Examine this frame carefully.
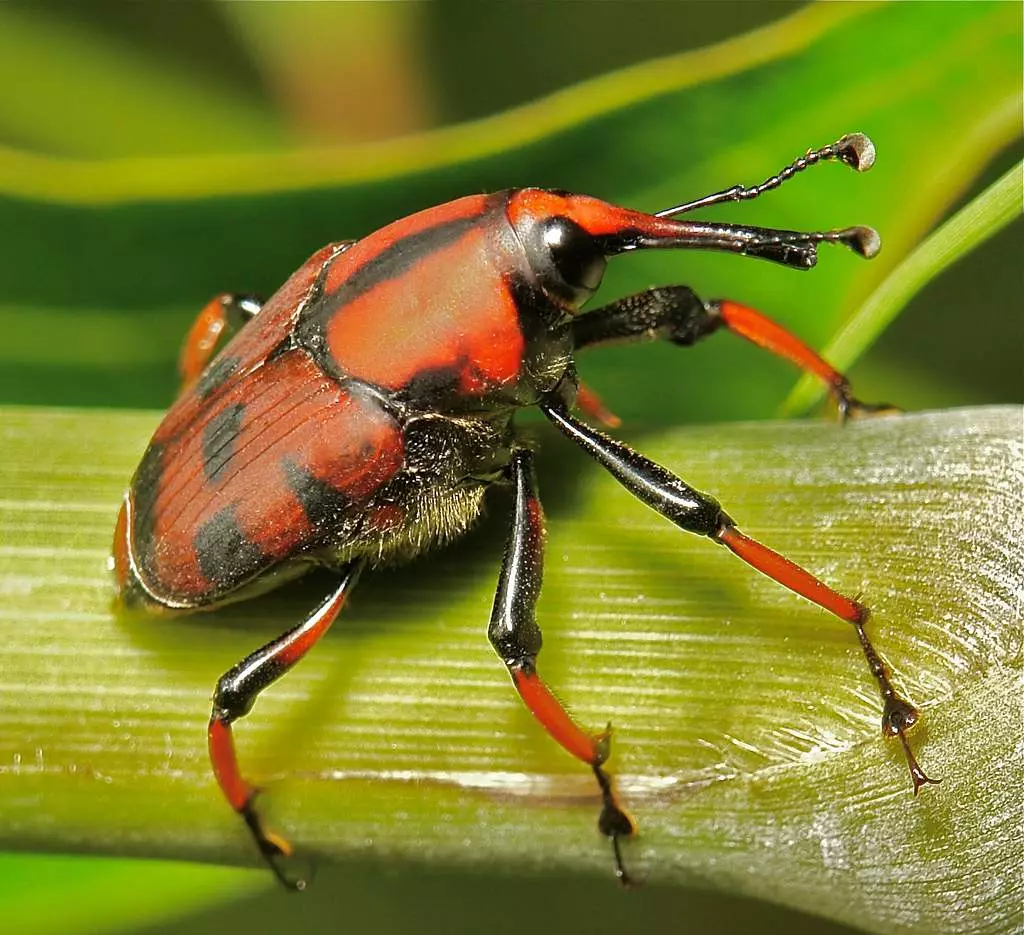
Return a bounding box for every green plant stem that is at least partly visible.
[0,405,1020,934]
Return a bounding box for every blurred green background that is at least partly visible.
[0,2,1019,934]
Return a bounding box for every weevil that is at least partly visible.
[113,133,938,889]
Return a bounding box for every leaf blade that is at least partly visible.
[0,405,1019,934]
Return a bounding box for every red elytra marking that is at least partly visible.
[112,498,131,591]
[146,358,326,597]
[718,526,864,623]
[145,350,405,598]
[208,718,254,811]
[716,300,845,389]
[157,243,348,446]
[512,668,601,765]
[235,387,404,560]
[145,351,404,600]
[324,193,491,296]
[326,227,524,392]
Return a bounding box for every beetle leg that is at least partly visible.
[541,402,940,794]
[575,381,621,429]
[488,449,638,886]
[571,286,896,422]
[179,293,263,391]
[208,560,365,889]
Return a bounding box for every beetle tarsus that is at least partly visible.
[593,764,640,888]
[836,389,902,423]
[894,729,942,795]
[241,799,307,891]
[854,622,940,793]
[881,694,941,795]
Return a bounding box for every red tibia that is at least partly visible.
[576,381,622,429]
[715,300,847,391]
[208,717,254,812]
[718,526,865,624]
[512,668,604,766]
[179,296,229,389]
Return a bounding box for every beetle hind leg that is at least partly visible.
[489,450,639,885]
[207,561,365,889]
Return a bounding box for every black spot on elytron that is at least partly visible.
[202,402,245,482]
[194,503,266,589]
[281,458,354,540]
[194,355,241,400]
[130,439,165,560]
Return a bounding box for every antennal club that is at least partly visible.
[656,132,877,218]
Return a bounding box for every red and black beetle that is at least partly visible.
[113,133,938,889]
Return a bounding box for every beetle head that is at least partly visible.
[506,133,880,313]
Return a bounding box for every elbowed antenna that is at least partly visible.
[593,133,881,271]
[655,133,877,218]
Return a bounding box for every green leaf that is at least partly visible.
[0,405,1020,935]
[0,7,285,158]
[783,159,1024,416]
[0,2,1019,415]
[0,853,262,935]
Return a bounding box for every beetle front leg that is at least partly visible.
[541,401,939,794]
[572,285,895,421]
[488,449,638,885]
[208,560,364,889]
[179,293,264,391]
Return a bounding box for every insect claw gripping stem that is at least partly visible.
[854,621,941,794]
[240,794,310,891]
[835,385,902,424]
[593,761,641,888]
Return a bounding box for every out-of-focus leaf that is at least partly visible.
[220,4,436,142]
[0,853,262,935]
[0,3,1019,416]
[0,7,284,158]
[784,159,1024,415]
[0,405,1020,935]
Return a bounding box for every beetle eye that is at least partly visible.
[543,217,607,301]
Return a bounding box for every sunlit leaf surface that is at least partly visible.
[0,406,1020,934]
